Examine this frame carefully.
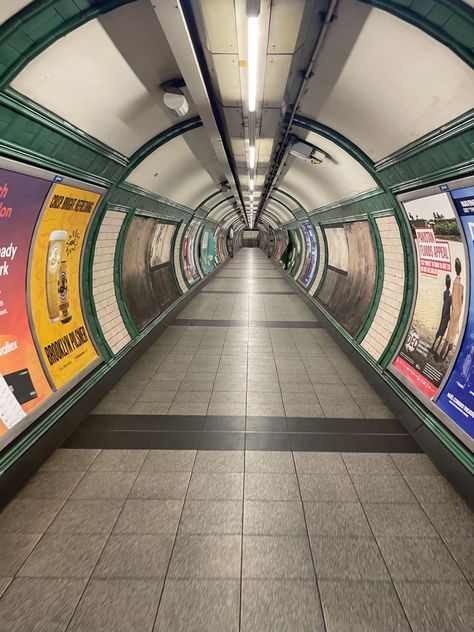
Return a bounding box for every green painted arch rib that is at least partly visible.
[272,188,309,216]
[195,190,222,211]
[360,0,474,68]
[0,0,138,90]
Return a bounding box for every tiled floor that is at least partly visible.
[0,249,473,631]
[0,448,473,631]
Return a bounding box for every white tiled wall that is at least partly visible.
[309,225,326,296]
[361,215,405,360]
[173,223,188,294]
[92,210,131,354]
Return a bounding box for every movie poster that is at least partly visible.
[182,219,201,285]
[0,167,53,433]
[437,186,474,441]
[392,192,468,398]
[29,183,101,389]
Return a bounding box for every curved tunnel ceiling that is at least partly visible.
[0,0,472,228]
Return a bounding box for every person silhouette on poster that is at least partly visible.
[432,274,451,357]
[440,258,464,360]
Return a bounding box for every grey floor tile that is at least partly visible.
[89,450,148,472]
[245,451,295,473]
[40,449,100,472]
[18,533,106,578]
[113,500,183,535]
[0,533,41,576]
[173,390,212,404]
[136,389,177,403]
[187,473,243,500]
[342,453,399,476]
[241,579,324,632]
[93,534,174,579]
[130,472,190,500]
[128,402,171,414]
[310,536,389,580]
[422,501,474,538]
[193,450,244,473]
[155,578,240,632]
[247,402,285,416]
[390,453,439,476]
[245,473,299,500]
[319,580,411,632]
[395,581,474,632]
[168,535,241,578]
[0,499,63,534]
[67,578,162,632]
[443,537,474,582]
[0,577,86,632]
[168,402,209,415]
[304,502,371,536]
[244,500,306,535]
[209,391,246,404]
[351,475,417,503]
[404,475,462,504]
[142,450,196,472]
[47,499,123,535]
[17,471,83,501]
[364,503,438,537]
[294,452,346,474]
[284,403,325,417]
[298,473,358,502]
[377,536,466,581]
[242,535,315,579]
[71,471,136,500]
[320,404,363,418]
[179,500,242,535]
[207,402,247,416]
[0,577,12,598]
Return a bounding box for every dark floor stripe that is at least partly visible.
[172,319,321,328]
[202,290,297,295]
[64,414,421,452]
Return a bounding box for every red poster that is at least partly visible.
[0,167,53,433]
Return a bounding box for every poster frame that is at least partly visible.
[388,175,474,450]
[0,156,104,451]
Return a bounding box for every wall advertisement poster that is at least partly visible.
[298,221,317,288]
[29,183,102,389]
[436,186,474,441]
[392,190,468,399]
[0,167,53,433]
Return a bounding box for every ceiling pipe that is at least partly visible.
[255,0,338,225]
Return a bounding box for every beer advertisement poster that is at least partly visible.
[392,191,468,398]
[0,167,53,433]
[437,186,474,443]
[29,183,101,389]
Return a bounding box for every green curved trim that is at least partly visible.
[273,187,309,215]
[123,117,203,181]
[267,196,297,221]
[209,195,234,211]
[313,222,328,297]
[113,209,139,338]
[0,0,138,90]
[195,190,221,210]
[293,115,382,187]
[355,214,385,343]
[169,220,184,297]
[360,0,474,68]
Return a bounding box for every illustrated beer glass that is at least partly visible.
[46,230,68,323]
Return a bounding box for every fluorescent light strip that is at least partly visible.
[247,17,258,113]
[249,145,255,169]
[249,178,254,191]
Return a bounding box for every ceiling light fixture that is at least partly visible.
[247,17,258,113]
[249,145,256,169]
[249,178,254,191]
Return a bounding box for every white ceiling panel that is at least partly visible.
[126,130,216,208]
[263,55,293,107]
[267,0,306,54]
[12,7,187,156]
[199,0,238,53]
[300,3,473,161]
[278,130,377,211]
[212,54,241,106]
